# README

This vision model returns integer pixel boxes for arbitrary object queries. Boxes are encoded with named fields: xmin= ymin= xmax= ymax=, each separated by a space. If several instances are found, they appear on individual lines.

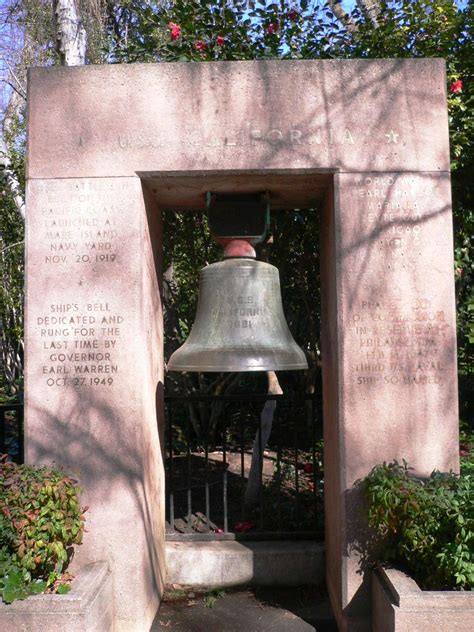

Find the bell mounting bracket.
xmin=206 ymin=192 xmax=270 ymax=259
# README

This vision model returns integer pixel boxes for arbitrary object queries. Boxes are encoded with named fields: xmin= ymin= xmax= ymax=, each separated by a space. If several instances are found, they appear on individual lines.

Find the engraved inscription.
xmin=38 ymin=302 xmax=122 ymax=387
xmin=33 ymin=180 xmax=132 ymax=388
xmin=210 ymin=294 xmax=268 ymax=330
xmin=350 ymin=299 xmax=449 ymax=387
xmin=355 ymin=176 xmax=425 ymax=271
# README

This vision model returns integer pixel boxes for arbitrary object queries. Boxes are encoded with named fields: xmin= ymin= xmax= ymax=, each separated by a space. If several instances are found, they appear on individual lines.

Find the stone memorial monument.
xmin=25 ymin=59 xmax=458 ymax=631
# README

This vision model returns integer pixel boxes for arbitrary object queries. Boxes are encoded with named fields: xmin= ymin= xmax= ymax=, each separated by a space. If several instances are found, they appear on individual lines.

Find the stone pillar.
xmin=25 ymin=177 xmax=165 ymax=631
xmin=321 ymin=172 xmax=458 ymax=630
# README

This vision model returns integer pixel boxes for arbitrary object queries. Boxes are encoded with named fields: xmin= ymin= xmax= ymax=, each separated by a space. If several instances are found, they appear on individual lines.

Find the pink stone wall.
xmin=25 ymin=59 xmax=457 ymax=631
xmin=321 ymin=172 xmax=458 ymax=630
xmin=25 ymin=178 xmax=165 ymax=631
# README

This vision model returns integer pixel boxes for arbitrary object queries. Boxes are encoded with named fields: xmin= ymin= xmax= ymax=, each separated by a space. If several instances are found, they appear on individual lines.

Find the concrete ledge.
xmin=0 ymin=562 xmax=113 ymax=632
xmin=166 ymin=540 xmax=325 ymax=588
xmin=372 ymin=567 xmax=474 ymax=632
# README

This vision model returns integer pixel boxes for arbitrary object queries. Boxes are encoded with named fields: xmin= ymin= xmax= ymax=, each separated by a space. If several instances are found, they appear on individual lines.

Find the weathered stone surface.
xmin=24 ymin=177 xmax=165 ymax=632
xmin=0 ymin=562 xmax=113 ymax=632
xmin=25 ymin=59 xmax=456 ymax=632
xmin=27 ymin=59 xmax=449 ymax=179
xmin=372 ymin=568 xmax=474 ymax=632
xmin=166 ymin=541 xmax=325 ymax=587
xmin=320 ymin=172 xmax=458 ymax=630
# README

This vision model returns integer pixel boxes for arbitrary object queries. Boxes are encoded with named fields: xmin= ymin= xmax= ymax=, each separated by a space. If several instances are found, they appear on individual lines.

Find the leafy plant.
xmin=203 ymin=587 xmax=225 ymax=609
xmin=360 ymin=460 xmax=473 ymax=590
xmin=0 ymin=455 xmax=86 ymax=603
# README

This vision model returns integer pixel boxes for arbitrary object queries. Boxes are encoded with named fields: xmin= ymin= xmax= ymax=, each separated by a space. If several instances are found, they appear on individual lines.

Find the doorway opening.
xmin=142 ymin=170 xmax=333 ymax=542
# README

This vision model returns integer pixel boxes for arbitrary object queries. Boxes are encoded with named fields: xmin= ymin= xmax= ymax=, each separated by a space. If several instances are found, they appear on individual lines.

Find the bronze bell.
xmin=167 ymin=193 xmax=308 ymax=373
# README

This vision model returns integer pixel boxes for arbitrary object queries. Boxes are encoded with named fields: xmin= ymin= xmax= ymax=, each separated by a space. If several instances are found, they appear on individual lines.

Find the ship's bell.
xmin=167 ymin=192 xmax=308 ymax=373
xmin=167 ymin=257 xmax=307 ymax=372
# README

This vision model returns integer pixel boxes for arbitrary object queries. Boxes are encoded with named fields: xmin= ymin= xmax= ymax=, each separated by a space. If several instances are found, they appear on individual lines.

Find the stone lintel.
xmin=27 ymin=59 xmax=449 ymax=179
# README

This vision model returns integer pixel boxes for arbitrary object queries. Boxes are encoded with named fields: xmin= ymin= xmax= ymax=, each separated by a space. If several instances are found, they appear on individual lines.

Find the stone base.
xmin=372 ymin=567 xmax=474 ymax=632
xmin=0 ymin=562 xmax=113 ymax=632
xmin=166 ymin=540 xmax=325 ymax=588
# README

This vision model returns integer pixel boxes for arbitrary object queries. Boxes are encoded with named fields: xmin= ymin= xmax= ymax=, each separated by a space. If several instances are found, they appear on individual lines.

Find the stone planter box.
xmin=372 ymin=567 xmax=474 ymax=632
xmin=0 ymin=562 xmax=113 ymax=632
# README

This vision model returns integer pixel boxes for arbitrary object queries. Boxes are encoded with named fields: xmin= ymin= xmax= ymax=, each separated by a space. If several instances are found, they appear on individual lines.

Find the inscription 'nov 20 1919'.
xmin=43 ymin=217 xmax=118 ymax=265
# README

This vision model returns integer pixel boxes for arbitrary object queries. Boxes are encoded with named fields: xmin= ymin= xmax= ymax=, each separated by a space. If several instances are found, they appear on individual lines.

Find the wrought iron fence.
xmin=165 ymin=393 xmax=323 ymax=541
xmin=0 ymin=395 xmax=324 ymax=541
xmin=0 ymin=401 xmax=23 ymax=463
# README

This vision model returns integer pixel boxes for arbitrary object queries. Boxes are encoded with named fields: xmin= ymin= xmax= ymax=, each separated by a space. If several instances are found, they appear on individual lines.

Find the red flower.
xmin=214 ymin=527 xmax=224 ymax=534
xmin=450 ymin=79 xmax=462 ymax=94
xmin=288 ymin=10 xmax=298 ymax=21
xmin=216 ymin=35 xmax=225 ymax=46
xmin=169 ymin=22 xmax=181 ymax=42
xmin=195 ymin=40 xmax=206 ymax=51
xmin=234 ymin=521 xmax=255 ymax=533
xmin=267 ymin=22 xmax=279 ymax=35
xmin=303 ymin=463 xmax=313 ymax=474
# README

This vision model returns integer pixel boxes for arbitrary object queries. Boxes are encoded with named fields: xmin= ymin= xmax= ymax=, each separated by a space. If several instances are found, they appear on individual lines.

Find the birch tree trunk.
xmin=0 ymin=85 xmax=26 ymax=222
xmin=244 ymin=370 xmax=283 ymax=508
xmin=53 ymin=0 xmax=87 ymax=66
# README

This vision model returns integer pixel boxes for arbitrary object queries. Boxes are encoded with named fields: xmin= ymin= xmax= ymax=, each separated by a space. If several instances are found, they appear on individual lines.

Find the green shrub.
xmin=361 ymin=460 xmax=473 ymax=591
xmin=0 ymin=455 xmax=85 ymax=603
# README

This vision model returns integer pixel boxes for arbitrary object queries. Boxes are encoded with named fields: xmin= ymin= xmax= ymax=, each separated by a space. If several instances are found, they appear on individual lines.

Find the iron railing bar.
xmin=205 ymin=401 xmax=210 ymax=532
xmin=277 ymin=417 xmax=282 ymax=536
xmin=258 ymin=408 xmax=263 ymax=531
xmin=240 ymin=409 xmax=245 ymax=523
xmin=294 ymin=416 xmax=299 ymax=527
xmin=311 ymin=398 xmax=318 ymax=525
xmin=223 ymin=417 xmax=228 ymax=533
xmin=167 ymin=402 xmax=175 ymax=531
xmin=186 ymin=409 xmax=192 ymax=534
xmin=164 ymin=394 xmax=319 ymax=403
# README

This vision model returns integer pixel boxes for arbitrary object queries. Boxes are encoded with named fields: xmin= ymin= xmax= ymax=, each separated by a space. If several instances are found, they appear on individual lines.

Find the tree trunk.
xmin=244 ymin=371 xmax=283 ymax=508
xmin=53 ymin=0 xmax=87 ymax=66
xmin=0 ymin=89 xmax=26 ymax=222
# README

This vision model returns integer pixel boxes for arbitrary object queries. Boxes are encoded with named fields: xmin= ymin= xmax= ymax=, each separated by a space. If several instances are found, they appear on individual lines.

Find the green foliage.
xmin=361 ymin=460 xmax=474 ymax=590
xmin=203 ymin=587 xmax=225 ymax=608
xmin=0 ymin=456 xmax=85 ymax=603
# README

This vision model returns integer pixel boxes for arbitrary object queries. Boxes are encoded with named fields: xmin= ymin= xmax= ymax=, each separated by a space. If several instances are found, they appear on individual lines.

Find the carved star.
xmin=385 ymin=130 xmax=399 ymax=144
